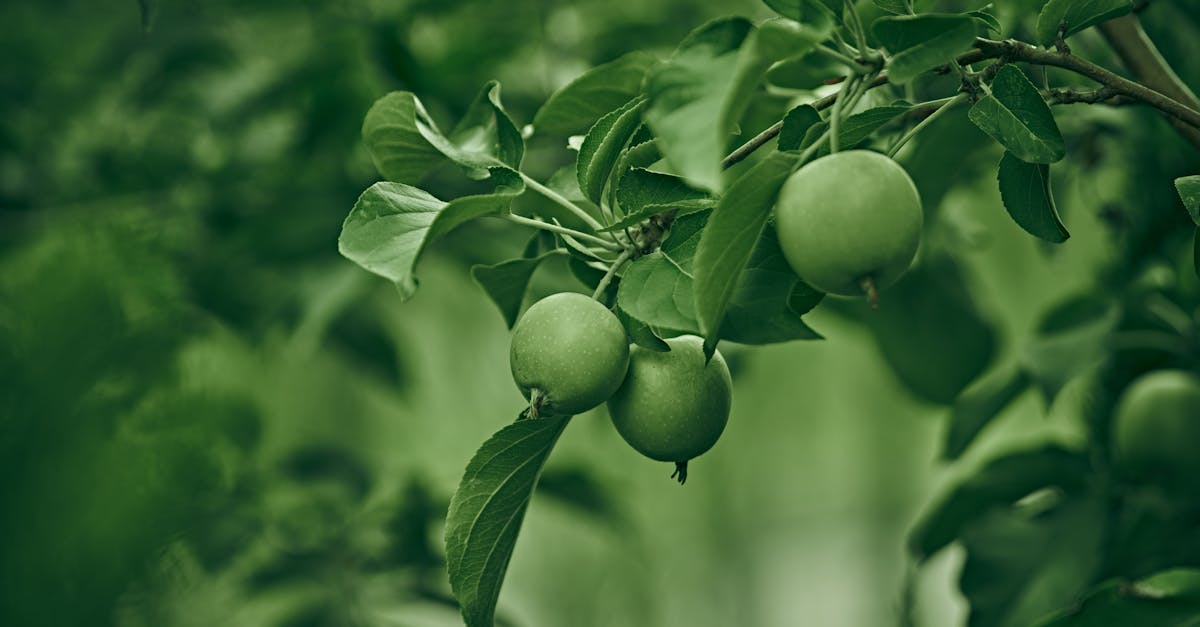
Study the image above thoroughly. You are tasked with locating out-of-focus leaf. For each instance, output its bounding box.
[1034,570,1200,626]
[873,0,910,16]
[1022,292,1121,401]
[969,65,1066,164]
[338,169,524,299]
[943,366,1031,460]
[998,151,1070,243]
[910,445,1090,559]
[536,465,625,524]
[762,0,840,25]
[445,415,569,627]
[863,254,997,405]
[872,14,978,84]
[577,97,647,204]
[959,493,1105,627]
[471,251,561,327]
[1175,175,1200,225]
[693,152,800,346]
[1036,0,1132,47]
[533,52,658,136]
[645,17,821,192]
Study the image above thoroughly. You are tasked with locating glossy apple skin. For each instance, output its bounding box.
[607,335,732,462]
[510,292,630,416]
[1113,369,1200,490]
[774,150,923,296]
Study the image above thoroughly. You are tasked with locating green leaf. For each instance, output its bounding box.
[693,151,800,342]
[1036,0,1132,47]
[718,224,822,344]
[960,494,1105,627]
[777,104,822,151]
[909,446,1091,559]
[968,9,1003,36]
[1022,293,1121,401]
[603,198,717,232]
[362,83,525,183]
[615,168,708,220]
[1034,571,1200,627]
[616,212,707,333]
[339,169,524,299]
[762,0,841,24]
[998,152,1070,243]
[873,0,910,15]
[872,14,978,85]
[788,280,825,315]
[361,92,448,184]
[969,65,1066,164]
[445,415,569,627]
[1175,175,1200,225]
[616,307,671,352]
[943,366,1030,460]
[645,17,821,192]
[767,55,842,90]
[798,104,914,155]
[471,251,561,328]
[1195,228,1200,279]
[577,97,647,204]
[862,254,998,405]
[533,52,658,136]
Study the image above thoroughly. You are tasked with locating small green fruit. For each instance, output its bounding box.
[607,335,732,481]
[510,292,630,416]
[774,150,922,301]
[1113,369,1200,490]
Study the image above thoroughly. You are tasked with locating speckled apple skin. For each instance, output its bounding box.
[607,335,732,462]
[775,150,923,296]
[510,292,630,415]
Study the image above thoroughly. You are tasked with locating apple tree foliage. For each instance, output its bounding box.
[337,1,1200,625]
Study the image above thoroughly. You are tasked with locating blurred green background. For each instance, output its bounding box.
[2,1,1198,626]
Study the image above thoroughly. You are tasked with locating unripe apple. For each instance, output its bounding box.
[1113,369,1200,491]
[607,335,732,482]
[510,292,630,416]
[774,150,922,302]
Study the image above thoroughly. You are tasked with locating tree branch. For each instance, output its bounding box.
[1046,86,1136,106]
[722,75,889,169]
[1096,14,1200,149]
[961,37,1200,136]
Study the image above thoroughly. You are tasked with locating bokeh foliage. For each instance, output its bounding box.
[2,0,1199,626]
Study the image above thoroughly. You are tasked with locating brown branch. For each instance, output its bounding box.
[1097,14,1200,149]
[1047,86,1136,106]
[961,37,1200,134]
[723,30,1200,169]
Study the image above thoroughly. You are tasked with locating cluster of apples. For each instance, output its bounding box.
[510,292,732,483]
[505,150,930,482]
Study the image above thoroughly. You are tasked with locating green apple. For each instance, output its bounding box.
[774,149,923,302]
[1113,369,1200,490]
[607,335,732,482]
[510,292,630,416]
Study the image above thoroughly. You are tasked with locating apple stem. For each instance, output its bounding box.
[671,461,688,485]
[860,276,879,310]
[525,388,545,419]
